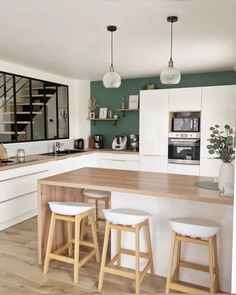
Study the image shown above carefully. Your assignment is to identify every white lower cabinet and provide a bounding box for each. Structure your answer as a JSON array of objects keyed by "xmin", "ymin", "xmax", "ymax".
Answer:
[
  {"xmin": 100, "ymin": 153, "xmax": 139, "ymax": 171},
  {"xmin": 139, "ymin": 155, "xmax": 168, "ymax": 173},
  {"xmin": 0, "ymin": 163, "xmax": 49, "ymax": 230},
  {"xmin": 168, "ymin": 163, "xmax": 200, "ymax": 176}
]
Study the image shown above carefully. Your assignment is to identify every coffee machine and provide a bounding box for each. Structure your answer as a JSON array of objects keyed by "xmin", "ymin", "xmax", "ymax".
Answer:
[
  {"xmin": 93, "ymin": 134, "xmax": 103, "ymax": 149},
  {"xmin": 74, "ymin": 138, "xmax": 84, "ymax": 149},
  {"xmin": 112, "ymin": 135, "xmax": 127, "ymax": 150},
  {"xmin": 130, "ymin": 134, "xmax": 139, "ymax": 151}
]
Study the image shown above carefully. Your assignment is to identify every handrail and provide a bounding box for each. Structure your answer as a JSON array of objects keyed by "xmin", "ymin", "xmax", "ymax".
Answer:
[
  {"xmin": 0, "ymin": 79, "xmax": 29, "ymax": 109},
  {"xmin": 0, "ymin": 77, "xmax": 23, "ymax": 98}
]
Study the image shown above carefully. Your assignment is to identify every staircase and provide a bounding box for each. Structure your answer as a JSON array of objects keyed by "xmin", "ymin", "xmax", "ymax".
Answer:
[{"xmin": 0, "ymin": 73, "xmax": 56, "ymax": 142}]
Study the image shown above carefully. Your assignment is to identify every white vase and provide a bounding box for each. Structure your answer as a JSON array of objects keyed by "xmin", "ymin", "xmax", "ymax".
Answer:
[{"xmin": 218, "ymin": 162, "xmax": 234, "ymax": 192}]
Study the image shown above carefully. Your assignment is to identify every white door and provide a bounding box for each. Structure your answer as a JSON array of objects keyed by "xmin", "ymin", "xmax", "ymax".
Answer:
[
  {"xmin": 201, "ymin": 85, "xmax": 236, "ymax": 159},
  {"xmin": 139, "ymin": 155, "xmax": 168, "ymax": 173},
  {"xmin": 139, "ymin": 89, "xmax": 169, "ymax": 156},
  {"xmin": 169, "ymin": 87, "xmax": 202, "ymax": 111}
]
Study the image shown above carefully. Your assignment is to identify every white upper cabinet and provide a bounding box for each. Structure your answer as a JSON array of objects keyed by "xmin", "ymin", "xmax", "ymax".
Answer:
[
  {"xmin": 201, "ymin": 85, "xmax": 236, "ymax": 158},
  {"xmin": 139, "ymin": 89, "xmax": 169, "ymax": 156},
  {"xmin": 169, "ymin": 87, "xmax": 202, "ymax": 111}
]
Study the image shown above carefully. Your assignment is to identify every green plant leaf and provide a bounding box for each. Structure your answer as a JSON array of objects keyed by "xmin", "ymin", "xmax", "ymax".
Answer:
[
  {"xmin": 225, "ymin": 124, "xmax": 230, "ymax": 129},
  {"xmin": 210, "ymin": 127, "xmax": 215, "ymax": 130},
  {"xmin": 209, "ymin": 150, "xmax": 215, "ymax": 154},
  {"xmin": 215, "ymin": 124, "xmax": 220, "ymax": 128}
]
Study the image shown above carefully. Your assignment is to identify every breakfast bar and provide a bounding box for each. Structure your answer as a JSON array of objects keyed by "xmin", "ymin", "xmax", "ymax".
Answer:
[{"xmin": 38, "ymin": 167, "xmax": 234, "ymax": 292}]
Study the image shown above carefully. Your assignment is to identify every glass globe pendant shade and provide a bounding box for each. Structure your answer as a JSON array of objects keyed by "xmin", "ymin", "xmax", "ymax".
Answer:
[
  {"xmin": 160, "ymin": 59, "xmax": 181, "ymax": 85},
  {"xmin": 103, "ymin": 65, "xmax": 121, "ymax": 88}
]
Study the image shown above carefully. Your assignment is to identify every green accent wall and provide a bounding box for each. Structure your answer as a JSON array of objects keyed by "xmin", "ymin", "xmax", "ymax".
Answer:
[{"xmin": 90, "ymin": 71, "xmax": 236, "ymax": 148}]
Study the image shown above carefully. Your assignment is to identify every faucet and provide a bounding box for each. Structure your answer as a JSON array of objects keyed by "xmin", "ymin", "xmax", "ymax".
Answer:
[{"xmin": 53, "ymin": 141, "xmax": 63, "ymax": 154}]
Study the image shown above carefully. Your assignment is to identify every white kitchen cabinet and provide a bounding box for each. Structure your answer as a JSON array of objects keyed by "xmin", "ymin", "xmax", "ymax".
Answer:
[
  {"xmin": 201, "ymin": 85, "xmax": 236, "ymax": 158},
  {"xmin": 139, "ymin": 89, "xmax": 169, "ymax": 156},
  {"xmin": 168, "ymin": 163, "xmax": 200, "ymax": 176},
  {"xmin": 169, "ymin": 87, "xmax": 202, "ymax": 111},
  {"xmin": 100, "ymin": 153, "xmax": 139, "ymax": 171},
  {"xmin": 139, "ymin": 155, "xmax": 168, "ymax": 173}
]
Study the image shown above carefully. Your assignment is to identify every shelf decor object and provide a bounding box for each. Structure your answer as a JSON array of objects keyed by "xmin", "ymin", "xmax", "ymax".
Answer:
[
  {"xmin": 103, "ymin": 25, "xmax": 121, "ymax": 88},
  {"xmin": 160, "ymin": 16, "xmax": 181, "ymax": 85},
  {"xmin": 128, "ymin": 94, "xmax": 139, "ymax": 109},
  {"xmin": 207, "ymin": 124, "xmax": 235, "ymax": 193}
]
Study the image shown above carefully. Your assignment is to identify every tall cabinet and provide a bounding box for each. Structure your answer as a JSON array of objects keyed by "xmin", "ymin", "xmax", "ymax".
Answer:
[
  {"xmin": 139, "ymin": 89, "xmax": 169, "ymax": 173},
  {"xmin": 200, "ymin": 85, "xmax": 236, "ymax": 176}
]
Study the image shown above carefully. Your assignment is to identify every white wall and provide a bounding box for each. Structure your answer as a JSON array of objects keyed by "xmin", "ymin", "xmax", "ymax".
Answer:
[
  {"xmin": 0, "ymin": 60, "xmax": 90, "ymax": 156},
  {"xmin": 232, "ymin": 170, "xmax": 236, "ymax": 292}
]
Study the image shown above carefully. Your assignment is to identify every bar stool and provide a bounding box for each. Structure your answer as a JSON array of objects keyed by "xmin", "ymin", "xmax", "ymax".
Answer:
[
  {"xmin": 43, "ymin": 201, "xmax": 100, "ymax": 283},
  {"xmin": 165, "ymin": 217, "xmax": 220, "ymax": 294},
  {"xmin": 81, "ymin": 189, "xmax": 110, "ymax": 236},
  {"xmin": 98, "ymin": 208, "xmax": 154, "ymax": 294}
]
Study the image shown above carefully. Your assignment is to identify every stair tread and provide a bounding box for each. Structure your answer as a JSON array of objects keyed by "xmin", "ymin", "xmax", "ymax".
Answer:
[
  {"xmin": 4, "ymin": 111, "xmax": 42, "ymax": 114},
  {"xmin": 0, "ymin": 131, "xmax": 26, "ymax": 134},
  {"xmin": 20, "ymin": 94, "xmax": 53, "ymax": 98},
  {"xmin": 9, "ymin": 102, "xmax": 44, "ymax": 106},
  {"xmin": 0, "ymin": 121, "xmax": 31, "ymax": 124}
]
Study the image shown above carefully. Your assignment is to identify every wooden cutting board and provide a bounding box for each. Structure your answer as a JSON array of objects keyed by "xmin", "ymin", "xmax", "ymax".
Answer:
[{"xmin": 0, "ymin": 144, "xmax": 8, "ymax": 160}]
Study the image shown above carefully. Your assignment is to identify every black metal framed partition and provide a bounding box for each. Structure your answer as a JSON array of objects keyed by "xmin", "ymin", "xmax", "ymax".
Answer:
[{"xmin": 0, "ymin": 70, "xmax": 69, "ymax": 143}]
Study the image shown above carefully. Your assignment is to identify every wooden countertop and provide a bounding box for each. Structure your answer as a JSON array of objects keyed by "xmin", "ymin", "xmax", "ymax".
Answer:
[{"xmin": 38, "ymin": 167, "xmax": 233, "ymax": 206}]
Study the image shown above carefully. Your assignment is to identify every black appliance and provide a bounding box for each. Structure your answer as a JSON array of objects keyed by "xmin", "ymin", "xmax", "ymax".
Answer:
[
  {"xmin": 172, "ymin": 117, "xmax": 200, "ymax": 132},
  {"xmin": 93, "ymin": 134, "xmax": 103, "ymax": 149},
  {"xmin": 168, "ymin": 132, "xmax": 200, "ymax": 164},
  {"xmin": 74, "ymin": 138, "xmax": 84, "ymax": 149}
]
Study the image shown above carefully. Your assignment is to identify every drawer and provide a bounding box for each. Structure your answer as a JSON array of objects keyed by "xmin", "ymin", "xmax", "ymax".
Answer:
[
  {"xmin": 168, "ymin": 163, "xmax": 200, "ymax": 176},
  {"xmin": 0, "ymin": 170, "xmax": 48, "ymax": 203},
  {"xmin": 100, "ymin": 152, "xmax": 139, "ymax": 162},
  {"xmin": 0, "ymin": 192, "xmax": 37, "ymax": 225},
  {"xmin": 0, "ymin": 162, "xmax": 49, "ymax": 181},
  {"xmin": 100, "ymin": 159, "xmax": 139, "ymax": 171}
]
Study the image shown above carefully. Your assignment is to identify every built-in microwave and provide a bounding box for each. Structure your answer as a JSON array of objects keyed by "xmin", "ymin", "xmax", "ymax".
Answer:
[{"xmin": 172, "ymin": 117, "xmax": 200, "ymax": 132}]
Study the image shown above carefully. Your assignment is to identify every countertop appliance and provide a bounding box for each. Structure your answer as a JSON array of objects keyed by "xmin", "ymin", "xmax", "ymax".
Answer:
[
  {"xmin": 74, "ymin": 138, "xmax": 84, "ymax": 149},
  {"xmin": 168, "ymin": 132, "xmax": 200, "ymax": 164},
  {"xmin": 112, "ymin": 135, "xmax": 127, "ymax": 150},
  {"xmin": 172, "ymin": 117, "xmax": 200, "ymax": 132},
  {"xmin": 93, "ymin": 134, "xmax": 103, "ymax": 149},
  {"xmin": 130, "ymin": 134, "xmax": 139, "ymax": 151}
]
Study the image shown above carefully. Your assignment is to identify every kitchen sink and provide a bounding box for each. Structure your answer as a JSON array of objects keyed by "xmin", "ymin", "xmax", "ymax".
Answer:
[
  {"xmin": 0, "ymin": 159, "xmax": 16, "ymax": 164},
  {"xmin": 41, "ymin": 150, "xmax": 87, "ymax": 156}
]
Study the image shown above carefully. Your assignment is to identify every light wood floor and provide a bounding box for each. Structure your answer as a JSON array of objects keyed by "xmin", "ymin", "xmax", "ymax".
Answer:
[{"xmin": 0, "ymin": 217, "xmax": 166, "ymax": 295}]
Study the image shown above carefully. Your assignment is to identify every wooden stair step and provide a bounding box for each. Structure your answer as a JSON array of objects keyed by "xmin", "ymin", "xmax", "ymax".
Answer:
[
  {"xmin": 0, "ymin": 121, "xmax": 31, "ymax": 124},
  {"xmin": 4, "ymin": 111, "xmax": 42, "ymax": 115},
  {"xmin": 9, "ymin": 102, "xmax": 44, "ymax": 106},
  {"xmin": 20, "ymin": 94, "xmax": 53, "ymax": 98},
  {"xmin": 0, "ymin": 131, "xmax": 26, "ymax": 135}
]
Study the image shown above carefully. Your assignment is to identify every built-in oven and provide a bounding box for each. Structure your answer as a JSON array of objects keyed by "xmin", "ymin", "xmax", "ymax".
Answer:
[{"xmin": 168, "ymin": 132, "xmax": 200, "ymax": 165}]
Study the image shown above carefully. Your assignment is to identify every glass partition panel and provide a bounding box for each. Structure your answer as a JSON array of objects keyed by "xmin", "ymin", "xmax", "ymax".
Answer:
[
  {"xmin": 45, "ymin": 85, "xmax": 57, "ymax": 139},
  {"xmin": 58, "ymin": 85, "xmax": 69, "ymax": 138}
]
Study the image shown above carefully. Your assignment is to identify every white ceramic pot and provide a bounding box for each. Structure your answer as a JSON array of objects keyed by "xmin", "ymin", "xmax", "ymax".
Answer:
[{"xmin": 218, "ymin": 162, "xmax": 234, "ymax": 192}]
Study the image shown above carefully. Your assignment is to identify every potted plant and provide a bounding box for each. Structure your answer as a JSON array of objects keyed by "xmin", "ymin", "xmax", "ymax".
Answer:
[
  {"xmin": 207, "ymin": 124, "xmax": 235, "ymax": 192},
  {"xmin": 89, "ymin": 97, "xmax": 99, "ymax": 119}
]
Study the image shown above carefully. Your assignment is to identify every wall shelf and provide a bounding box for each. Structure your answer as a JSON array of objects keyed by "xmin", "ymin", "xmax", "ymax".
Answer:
[
  {"xmin": 89, "ymin": 118, "xmax": 119, "ymax": 126},
  {"xmin": 117, "ymin": 108, "xmax": 139, "ymax": 117}
]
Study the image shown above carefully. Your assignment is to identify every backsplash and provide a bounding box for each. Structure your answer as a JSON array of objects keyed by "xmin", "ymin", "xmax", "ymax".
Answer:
[
  {"xmin": 4, "ymin": 139, "xmax": 74, "ymax": 157},
  {"xmin": 91, "ymin": 71, "xmax": 236, "ymax": 148}
]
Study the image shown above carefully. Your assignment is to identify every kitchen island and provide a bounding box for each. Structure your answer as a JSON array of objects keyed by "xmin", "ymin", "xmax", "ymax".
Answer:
[{"xmin": 38, "ymin": 167, "xmax": 233, "ymax": 292}]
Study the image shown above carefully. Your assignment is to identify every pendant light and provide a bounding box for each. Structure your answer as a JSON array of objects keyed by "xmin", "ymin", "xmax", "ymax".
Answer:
[
  {"xmin": 160, "ymin": 16, "xmax": 181, "ymax": 84},
  {"xmin": 103, "ymin": 25, "xmax": 121, "ymax": 88}
]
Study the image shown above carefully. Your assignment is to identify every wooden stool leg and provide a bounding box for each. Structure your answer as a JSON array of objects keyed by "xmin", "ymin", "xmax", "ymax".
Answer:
[
  {"xmin": 117, "ymin": 229, "xmax": 121, "ymax": 266},
  {"xmin": 90, "ymin": 211, "xmax": 100, "ymax": 263},
  {"xmin": 74, "ymin": 215, "xmax": 81, "ymax": 283},
  {"xmin": 105, "ymin": 198, "xmax": 109, "ymax": 209},
  {"xmin": 208, "ymin": 236, "xmax": 215, "ymax": 293},
  {"xmin": 175, "ymin": 240, "xmax": 182, "ymax": 281},
  {"xmin": 43, "ymin": 212, "xmax": 56, "ymax": 275},
  {"xmin": 145, "ymin": 219, "xmax": 154, "ymax": 275},
  {"xmin": 135, "ymin": 224, "xmax": 141, "ymax": 294},
  {"xmin": 213, "ymin": 235, "xmax": 219, "ymax": 292},
  {"xmin": 95, "ymin": 199, "xmax": 99, "ymax": 229},
  {"xmin": 165, "ymin": 232, "xmax": 176, "ymax": 294},
  {"xmin": 98, "ymin": 221, "xmax": 111, "ymax": 291},
  {"xmin": 67, "ymin": 221, "xmax": 73, "ymax": 257}
]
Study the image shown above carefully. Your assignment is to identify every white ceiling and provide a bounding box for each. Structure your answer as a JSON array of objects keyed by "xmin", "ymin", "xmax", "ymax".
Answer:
[{"xmin": 0, "ymin": 0, "xmax": 235, "ymax": 80}]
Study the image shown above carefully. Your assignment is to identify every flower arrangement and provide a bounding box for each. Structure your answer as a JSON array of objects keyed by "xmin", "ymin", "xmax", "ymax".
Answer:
[
  {"xmin": 207, "ymin": 124, "xmax": 235, "ymax": 163},
  {"xmin": 89, "ymin": 97, "xmax": 99, "ymax": 112}
]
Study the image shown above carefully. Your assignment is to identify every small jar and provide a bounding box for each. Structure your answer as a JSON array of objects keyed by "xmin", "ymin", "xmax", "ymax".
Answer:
[
  {"xmin": 108, "ymin": 109, "xmax": 113, "ymax": 118},
  {"xmin": 17, "ymin": 149, "xmax": 25, "ymax": 162}
]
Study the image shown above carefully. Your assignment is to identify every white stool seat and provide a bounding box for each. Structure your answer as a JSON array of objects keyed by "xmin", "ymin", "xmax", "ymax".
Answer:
[
  {"xmin": 84, "ymin": 189, "xmax": 110, "ymax": 198},
  {"xmin": 103, "ymin": 208, "xmax": 149, "ymax": 226},
  {"xmin": 49, "ymin": 201, "xmax": 95, "ymax": 216},
  {"xmin": 169, "ymin": 217, "xmax": 220, "ymax": 239}
]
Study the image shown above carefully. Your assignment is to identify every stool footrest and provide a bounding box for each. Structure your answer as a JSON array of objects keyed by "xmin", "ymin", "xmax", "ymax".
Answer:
[
  {"xmin": 120, "ymin": 248, "xmax": 150, "ymax": 259},
  {"xmin": 49, "ymin": 253, "xmax": 74, "ymax": 264},
  {"xmin": 79, "ymin": 249, "xmax": 96, "ymax": 268},
  {"xmin": 104, "ymin": 266, "xmax": 136, "ymax": 279},
  {"xmin": 176, "ymin": 234, "xmax": 208, "ymax": 246},
  {"xmin": 179, "ymin": 260, "xmax": 209, "ymax": 273},
  {"xmin": 169, "ymin": 282, "xmax": 209, "ymax": 294}
]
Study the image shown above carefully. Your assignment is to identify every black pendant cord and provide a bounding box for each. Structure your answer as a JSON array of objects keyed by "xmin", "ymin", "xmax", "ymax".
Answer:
[
  {"xmin": 111, "ymin": 31, "xmax": 114, "ymax": 68},
  {"xmin": 170, "ymin": 21, "xmax": 173, "ymax": 61}
]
